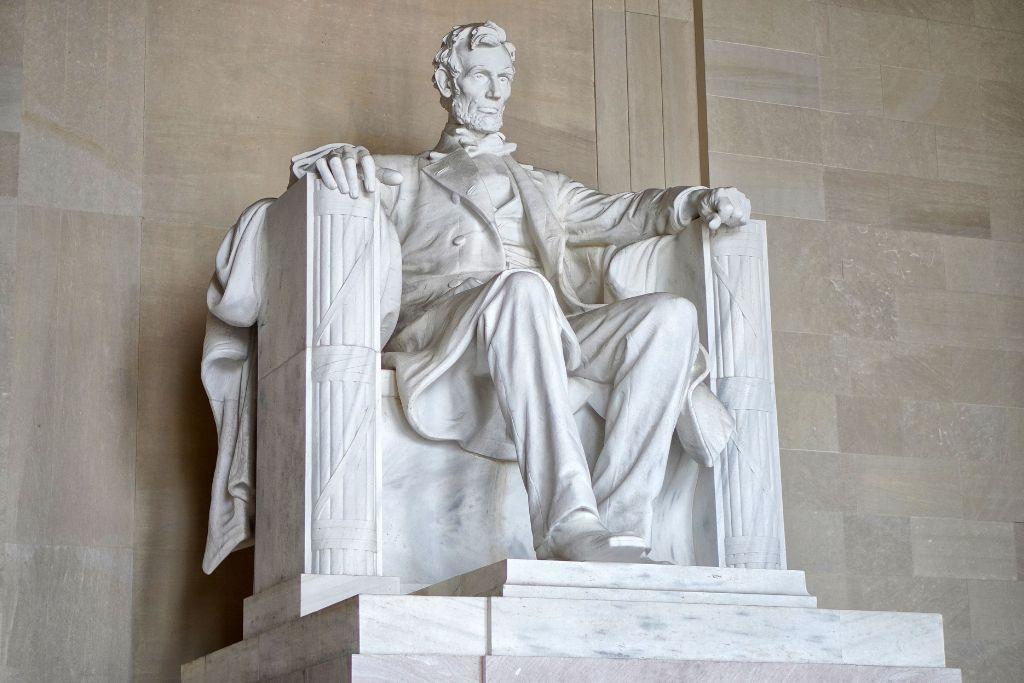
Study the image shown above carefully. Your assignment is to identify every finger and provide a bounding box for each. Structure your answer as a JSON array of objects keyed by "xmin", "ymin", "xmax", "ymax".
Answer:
[
  {"xmin": 377, "ymin": 168, "xmax": 404, "ymax": 186},
  {"xmin": 357, "ymin": 149, "xmax": 377, "ymax": 193},
  {"xmin": 718, "ymin": 200, "xmax": 735, "ymax": 222},
  {"xmin": 708, "ymin": 214, "xmax": 722, "ymax": 230},
  {"xmin": 341, "ymin": 155, "xmax": 360, "ymax": 199},
  {"xmin": 328, "ymin": 156, "xmax": 349, "ymax": 195},
  {"xmin": 316, "ymin": 158, "xmax": 337, "ymax": 190}
]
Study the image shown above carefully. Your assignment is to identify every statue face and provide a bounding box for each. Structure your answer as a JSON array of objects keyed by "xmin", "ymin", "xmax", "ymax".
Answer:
[{"xmin": 448, "ymin": 43, "xmax": 515, "ymax": 133}]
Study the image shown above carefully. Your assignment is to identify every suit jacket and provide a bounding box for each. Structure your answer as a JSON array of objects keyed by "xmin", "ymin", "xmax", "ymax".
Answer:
[{"xmin": 291, "ymin": 145, "xmax": 701, "ymax": 334}]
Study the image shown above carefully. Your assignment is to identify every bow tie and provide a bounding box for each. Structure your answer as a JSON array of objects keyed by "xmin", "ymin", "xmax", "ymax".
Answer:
[{"xmin": 429, "ymin": 127, "xmax": 518, "ymax": 160}]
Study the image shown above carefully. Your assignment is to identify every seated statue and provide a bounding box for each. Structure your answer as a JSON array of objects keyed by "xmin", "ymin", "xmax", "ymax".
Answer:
[{"xmin": 201, "ymin": 21, "xmax": 748, "ymax": 573}]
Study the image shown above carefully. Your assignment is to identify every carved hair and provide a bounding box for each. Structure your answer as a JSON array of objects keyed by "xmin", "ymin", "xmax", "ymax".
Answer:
[{"xmin": 432, "ymin": 21, "xmax": 516, "ymax": 100}]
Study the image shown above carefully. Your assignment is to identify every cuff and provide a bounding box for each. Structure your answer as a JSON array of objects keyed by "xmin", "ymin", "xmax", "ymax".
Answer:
[
  {"xmin": 289, "ymin": 143, "xmax": 345, "ymax": 183},
  {"xmin": 670, "ymin": 185, "xmax": 708, "ymax": 231}
]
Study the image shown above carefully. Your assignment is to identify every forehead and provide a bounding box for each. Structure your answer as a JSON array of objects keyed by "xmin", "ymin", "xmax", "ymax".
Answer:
[{"xmin": 456, "ymin": 43, "xmax": 514, "ymax": 72}]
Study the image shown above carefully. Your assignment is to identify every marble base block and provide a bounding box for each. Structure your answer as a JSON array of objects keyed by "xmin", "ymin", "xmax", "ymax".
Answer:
[
  {"xmin": 242, "ymin": 574, "xmax": 400, "ymax": 638},
  {"xmin": 416, "ymin": 558, "xmax": 816, "ymax": 607},
  {"xmin": 184, "ymin": 561, "xmax": 957, "ymax": 681}
]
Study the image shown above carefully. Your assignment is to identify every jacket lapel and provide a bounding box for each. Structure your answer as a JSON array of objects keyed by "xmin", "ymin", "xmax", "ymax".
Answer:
[
  {"xmin": 422, "ymin": 148, "xmax": 495, "ymax": 228},
  {"xmin": 504, "ymin": 158, "xmax": 563, "ymax": 279}
]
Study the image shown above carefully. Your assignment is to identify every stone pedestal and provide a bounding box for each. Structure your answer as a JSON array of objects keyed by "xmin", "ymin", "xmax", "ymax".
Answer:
[{"xmin": 183, "ymin": 560, "xmax": 961, "ymax": 681}]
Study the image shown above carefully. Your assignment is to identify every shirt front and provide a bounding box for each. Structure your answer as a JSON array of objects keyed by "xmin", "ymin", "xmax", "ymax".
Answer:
[{"xmin": 473, "ymin": 153, "xmax": 541, "ymax": 272}]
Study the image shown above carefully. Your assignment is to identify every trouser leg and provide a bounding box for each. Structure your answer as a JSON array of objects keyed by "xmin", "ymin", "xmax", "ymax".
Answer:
[
  {"xmin": 475, "ymin": 271, "xmax": 599, "ymax": 545},
  {"xmin": 569, "ymin": 293, "xmax": 699, "ymax": 542}
]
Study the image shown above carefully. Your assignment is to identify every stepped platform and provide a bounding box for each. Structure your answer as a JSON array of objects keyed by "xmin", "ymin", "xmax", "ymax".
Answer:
[{"xmin": 182, "ymin": 560, "xmax": 961, "ymax": 681}]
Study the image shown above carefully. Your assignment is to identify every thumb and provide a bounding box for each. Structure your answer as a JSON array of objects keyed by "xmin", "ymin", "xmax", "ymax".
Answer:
[{"xmin": 376, "ymin": 168, "xmax": 404, "ymax": 186}]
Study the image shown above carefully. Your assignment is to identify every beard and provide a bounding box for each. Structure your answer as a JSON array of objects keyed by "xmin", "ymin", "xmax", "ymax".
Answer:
[{"xmin": 450, "ymin": 93, "xmax": 504, "ymax": 133}]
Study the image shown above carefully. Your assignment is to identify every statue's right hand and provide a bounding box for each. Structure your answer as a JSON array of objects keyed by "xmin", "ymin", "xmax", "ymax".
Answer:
[{"xmin": 313, "ymin": 144, "xmax": 404, "ymax": 198}]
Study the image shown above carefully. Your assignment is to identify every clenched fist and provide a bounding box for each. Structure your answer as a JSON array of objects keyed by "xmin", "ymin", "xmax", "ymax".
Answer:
[{"xmin": 687, "ymin": 187, "xmax": 751, "ymax": 230}]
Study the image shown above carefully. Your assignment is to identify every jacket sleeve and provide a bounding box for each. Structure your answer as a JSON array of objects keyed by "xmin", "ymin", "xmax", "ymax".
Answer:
[{"xmin": 551, "ymin": 171, "xmax": 707, "ymax": 247}]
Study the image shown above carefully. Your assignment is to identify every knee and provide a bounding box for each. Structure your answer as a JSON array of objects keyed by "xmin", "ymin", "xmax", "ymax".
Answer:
[
  {"xmin": 501, "ymin": 270, "xmax": 552, "ymax": 305},
  {"xmin": 645, "ymin": 293, "xmax": 698, "ymax": 332}
]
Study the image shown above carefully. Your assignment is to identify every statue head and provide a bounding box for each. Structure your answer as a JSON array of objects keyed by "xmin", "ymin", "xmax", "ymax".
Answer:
[{"xmin": 432, "ymin": 21, "xmax": 516, "ymax": 134}]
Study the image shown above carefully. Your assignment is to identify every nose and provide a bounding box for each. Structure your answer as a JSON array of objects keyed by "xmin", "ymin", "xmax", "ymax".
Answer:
[{"xmin": 486, "ymin": 76, "xmax": 501, "ymax": 99}]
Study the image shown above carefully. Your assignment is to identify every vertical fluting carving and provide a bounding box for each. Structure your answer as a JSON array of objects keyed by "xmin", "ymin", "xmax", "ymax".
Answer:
[
  {"xmin": 704, "ymin": 220, "xmax": 785, "ymax": 570},
  {"xmin": 308, "ymin": 183, "xmax": 383, "ymax": 576}
]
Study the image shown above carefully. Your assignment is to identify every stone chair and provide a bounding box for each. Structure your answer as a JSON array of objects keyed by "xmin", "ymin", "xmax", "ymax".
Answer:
[{"xmin": 244, "ymin": 174, "xmax": 786, "ymax": 635}]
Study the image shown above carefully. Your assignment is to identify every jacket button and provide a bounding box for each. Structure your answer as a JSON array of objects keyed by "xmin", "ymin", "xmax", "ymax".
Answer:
[
  {"xmin": 448, "ymin": 279, "xmax": 464, "ymax": 289},
  {"xmin": 452, "ymin": 235, "xmax": 467, "ymax": 246},
  {"xmin": 450, "ymin": 191, "xmax": 460, "ymax": 204}
]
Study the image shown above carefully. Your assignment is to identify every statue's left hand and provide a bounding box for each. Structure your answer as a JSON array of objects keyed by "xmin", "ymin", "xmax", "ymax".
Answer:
[{"xmin": 692, "ymin": 187, "xmax": 751, "ymax": 230}]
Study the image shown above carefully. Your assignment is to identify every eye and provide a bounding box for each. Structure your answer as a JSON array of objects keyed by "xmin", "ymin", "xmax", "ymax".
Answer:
[{"xmin": 473, "ymin": 73, "xmax": 486, "ymax": 80}]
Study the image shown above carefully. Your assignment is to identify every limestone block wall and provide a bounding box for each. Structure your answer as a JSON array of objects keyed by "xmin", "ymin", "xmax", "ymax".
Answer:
[
  {"xmin": 2, "ymin": 0, "xmax": 1020, "ymax": 680},
  {"xmin": 702, "ymin": 1, "xmax": 1024, "ymax": 679}
]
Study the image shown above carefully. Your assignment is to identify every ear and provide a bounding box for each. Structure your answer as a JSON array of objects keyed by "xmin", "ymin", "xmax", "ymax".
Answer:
[{"xmin": 433, "ymin": 68, "xmax": 453, "ymax": 99}]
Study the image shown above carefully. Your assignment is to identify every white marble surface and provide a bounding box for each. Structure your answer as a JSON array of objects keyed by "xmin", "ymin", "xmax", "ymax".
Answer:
[
  {"xmin": 487, "ymin": 597, "xmax": 946, "ymax": 666},
  {"xmin": 497, "ymin": 584, "xmax": 816, "ymax": 607},
  {"xmin": 416, "ymin": 558, "xmax": 812, "ymax": 597},
  {"xmin": 242, "ymin": 573, "xmax": 400, "ymax": 638}
]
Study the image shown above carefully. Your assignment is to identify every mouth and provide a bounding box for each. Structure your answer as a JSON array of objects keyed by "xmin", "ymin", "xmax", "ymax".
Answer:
[{"xmin": 477, "ymin": 107, "xmax": 500, "ymax": 114}]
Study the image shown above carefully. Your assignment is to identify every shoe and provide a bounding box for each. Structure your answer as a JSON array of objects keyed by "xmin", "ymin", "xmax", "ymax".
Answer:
[{"xmin": 535, "ymin": 511, "xmax": 648, "ymax": 563}]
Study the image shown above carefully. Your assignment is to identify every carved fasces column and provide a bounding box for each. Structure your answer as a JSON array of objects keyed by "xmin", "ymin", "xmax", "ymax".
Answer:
[
  {"xmin": 256, "ymin": 176, "xmax": 383, "ymax": 593},
  {"xmin": 702, "ymin": 220, "xmax": 786, "ymax": 570}
]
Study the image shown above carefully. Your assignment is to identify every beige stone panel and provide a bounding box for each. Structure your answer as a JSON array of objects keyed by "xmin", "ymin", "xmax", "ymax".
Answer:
[
  {"xmin": 846, "ymin": 338, "xmax": 954, "ymax": 400},
  {"xmin": 843, "ymin": 513, "xmax": 913, "ymax": 576},
  {"xmin": 625, "ymin": 0, "xmax": 659, "ymax": 14},
  {"xmin": 847, "ymin": 575, "xmax": 971, "ymax": 642},
  {"xmin": 803, "ymin": 572, "xmax": 850, "ymax": 609},
  {"xmin": 703, "ymin": 0, "xmax": 826, "ymax": 54},
  {"xmin": 974, "ymin": 0, "xmax": 1024, "ymax": 33},
  {"xmin": 0, "ymin": 66, "xmax": 21, "ymax": 133},
  {"xmin": 132, "ymin": 547, "xmax": 253, "ymax": 680},
  {"xmin": 843, "ymin": 454, "xmax": 963, "ymax": 518},
  {"xmin": 837, "ymin": 395, "xmax": 901, "ymax": 456},
  {"xmin": 887, "ymin": 174, "xmax": 991, "ymax": 238},
  {"xmin": 821, "ymin": 112, "xmax": 936, "ymax": 179},
  {"xmin": 704, "ymin": 40, "xmax": 819, "ymax": 109},
  {"xmin": 948, "ymin": 346, "xmax": 1024, "ymax": 408},
  {"xmin": 707, "ymin": 96, "xmax": 822, "ymax": 164},
  {"xmin": 6, "ymin": 207, "xmax": 139, "ymax": 547},
  {"xmin": 781, "ymin": 450, "xmax": 851, "ymax": 512},
  {"xmin": 826, "ymin": 5, "xmax": 930, "ymax": 69},
  {"xmin": 946, "ymin": 637, "xmax": 1024, "ymax": 682},
  {"xmin": 2, "ymin": 543, "xmax": 132, "ymax": 679},
  {"xmin": 961, "ymin": 462, "xmax": 1024, "ymax": 523},
  {"xmin": 0, "ymin": 205, "xmax": 14, "ymax": 544},
  {"xmin": 965, "ymin": 602, "xmax": 1024, "ymax": 661},
  {"xmin": 988, "ymin": 187, "xmax": 1024, "ymax": 243},
  {"xmin": 658, "ymin": 0, "xmax": 693, "ymax": 21},
  {"xmin": 19, "ymin": 0, "xmax": 144, "ymax": 216},
  {"xmin": 0, "ymin": 0, "xmax": 24, "ymax": 68},
  {"xmin": 930, "ymin": 22, "xmax": 1024, "ymax": 85},
  {"xmin": 936, "ymin": 128, "xmax": 1024, "ymax": 187},
  {"xmin": 659, "ymin": 17, "xmax": 701, "ymax": 186},
  {"xmin": 822, "ymin": 0, "xmax": 972, "ymax": 23},
  {"xmin": 773, "ymin": 332, "xmax": 850, "ymax": 394},
  {"xmin": 710, "ymin": 153, "xmax": 825, "ymax": 220},
  {"xmin": 765, "ymin": 216, "xmax": 841, "ymax": 335},
  {"xmin": 593, "ymin": 0, "xmax": 631, "ymax": 193},
  {"xmin": 784, "ymin": 508, "xmax": 846, "ymax": 573},
  {"xmin": 830, "ymin": 270, "xmax": 897, "ymax": 341},
  {"xmin": 1016, "ymin": 523, "xmax": 1024, "ymax": 578},
  {"xmin": 882, "ymin": 67, "xmax": 982, "ymax": 130},
  {"xmin": 144, "ymin": 1, "xmax": 598, "ymax": 226},
  {"xmin": 911, "ymin": 517, "xmax": 1016, "ymax": 580},
  {"xmin": 980, "ymin": 79, "xmax": 1024, "ymax": 138},
  {"xmin": 625, "ymin": 11, "xmax": 665, "ymax": 190},
  {"xmin": 941, "ymin": 234, "xmax": 1024, "ymax": 296},
  {"xmin": 818, "ymin": 58, "xmax": 882, "ymax": 115},
  {"xmin": 776, "ymin": 389, "xmax": 839, "ymax": 451},
  {"xmin": 0, "ymin": 131, "xmax": 16, "ymax": 198},
  {"xmin": 901, "ymin": 401, "xmax": 1010, "ymax": 462},
  {"xmin": 823, "ymin": 168, "xmax": 889, "ymax": 225},
  {"xmin": 896, "ymin": 286, "xmax": 1019, "ymax": 351},
  {"xmin": 836, "ymin": 223, "xmax": 947, "ymax": 289}
]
